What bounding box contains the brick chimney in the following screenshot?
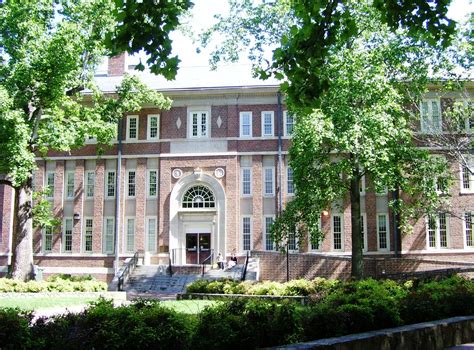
[108,53,126,76]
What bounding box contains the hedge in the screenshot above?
[1,276,474,349]
[0,275,107,293]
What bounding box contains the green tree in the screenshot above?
[200,0,458,278]
[0,0,184,281]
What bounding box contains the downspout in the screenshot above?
[114,118,123,276]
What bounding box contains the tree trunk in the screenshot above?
[350,167,364,279]
[11,179,34,281]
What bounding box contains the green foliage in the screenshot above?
[0,277,107,293]
[0,308,33,350]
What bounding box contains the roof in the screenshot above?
[93,63,281,93]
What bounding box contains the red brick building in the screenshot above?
[1,56,473,282]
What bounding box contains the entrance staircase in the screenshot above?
[122,257,259,298]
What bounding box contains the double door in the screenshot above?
[186,233,211,264]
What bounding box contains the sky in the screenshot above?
[167,0,473,68]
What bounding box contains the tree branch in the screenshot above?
[0,179,13,187]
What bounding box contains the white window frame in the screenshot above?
[376,213,390,252]
[105,170,116,199]
[65,171,75,199]
[147,169,158,198]
[188,110,210,138]
[463,212,474,248]
[125,217,135,253]
[62,218,73,253]
[242,216,252,251]
[42,226,54,253]
[331,214,344,251]
[361,213,368,252]
[460,159,474,194]
[83,217,93,253]
[308,217,322,252]
[241,167,252,197]
[461,100,473,132]
[127,170,136,198]
[126,115,139,141]
[264,215,276,251]
[146,217,157,253]
[147,114,160,140]
[287,231,299,252]
[240,111,252,137]
[420,99,442,133]
[284,111,295,137]
[261,111,274,137]
[46,171,55,199]
[103,217,115,254]
[287,166,295,196]
[263,167,275,197]
[426,213,449,250]
[85,171,95,199]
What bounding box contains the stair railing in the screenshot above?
[168,253,173,277]
[118,251,139,291]
[241,251,250,281]
[201,249,215,276]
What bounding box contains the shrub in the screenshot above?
[0,277,107,293]
[186,279,211,293]
[0,308,33,349]
[247,281,283,296]
[280,279,316,296]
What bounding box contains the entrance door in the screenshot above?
[186,233,211,264]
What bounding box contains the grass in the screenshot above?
[0,296,98,310]
[161,300,218,314]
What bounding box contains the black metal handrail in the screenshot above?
[241,251,250,281]
[118,251,139,291]
[168,253,173,277]
[201,249,215,276]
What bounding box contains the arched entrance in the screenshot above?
[169,173,226,265]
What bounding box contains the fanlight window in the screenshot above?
[182,185,215,208]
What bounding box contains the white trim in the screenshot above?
[241,167,252,197]
[241,215,253,251]
[460,159,474,194]
[103,217,115,254]
[426,213,450,250]
[261,111,274,137]
[463,212,474,248]
[420,99,441,133]
[36,266,115,274]
[147,114,160,140]
[263,215,276,251]
[126,115,139,141]
[286,165,295,196]
[262,166,275,197]
[45,171,55,199]
[85,170,95,199]
[308,217,322,252]
[283,110,294,137]
[83,217,94,253]
[331,214,344,252]
[145,216,158,253]
[105,170,116,199]
[376,213,390,252]
[188,109,210,138]
[42,226,54,253]
[126,169,136,198]
[147,169,158,198]
[240,111,253,137]
[62,218,74,253]
[65,171,75,199]
[125,217,136,253]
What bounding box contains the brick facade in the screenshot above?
[0,83,473,281]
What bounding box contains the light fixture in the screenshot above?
[73,213,81,220]
[322,210,329,217]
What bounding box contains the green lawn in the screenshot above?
[162,300,218,314]
[0,296,98,310]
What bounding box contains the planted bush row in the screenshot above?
[1,276,474,349]
[0,275,107,293]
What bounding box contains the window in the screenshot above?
[126,218,135,252]
[65,172,74,199]
[146,217,157,252]
[377,214,389,251]
[420,99,441,133]
[127,170,136,197]
[106,171,116,198]
[63,218,73,252]
[147,170,158,198]
[189,111,209,138]
[95,56,108,76]
[332,214,343,251]
[241,167,252,196]
[361,214,368,252]
[261,111,274,136]
[127,115,138,140]
[103,218,114,253]
[461,162,474,193]
[147,114,159,140]
[242,216,252,251]
[461,100,473,132]
[288,231,298,251]
[46,172,55,198]
[182,185,215,208]
[240,112,252,137]
[43,226,53,252]
[287,166,295,195]
[464,213,474,248]
[264,216,275,251]
[284,111,295,136]
[309,218,322,251]
[85,171,95,198]
[84,218,93,252]
[427,213,449,249]
[263,167,275,196]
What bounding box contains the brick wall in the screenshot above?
[108,54,125,76]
